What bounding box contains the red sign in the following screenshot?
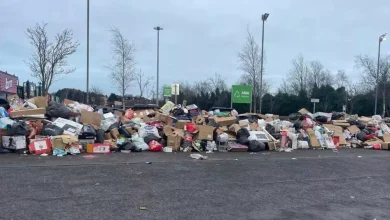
[0,72,18,93]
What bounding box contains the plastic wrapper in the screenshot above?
[67,101,93,113]
[185,123,197,134]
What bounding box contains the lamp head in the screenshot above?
[262,13,269,21]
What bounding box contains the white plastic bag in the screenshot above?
[0,117,14,129]
[138,125,161,138]
[131,133,149,151]
[217,133,228,142]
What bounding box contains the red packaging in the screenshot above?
[149,140,162,152]
[124,109,134,119]
[29,138,52,155]
[185,123,197,134]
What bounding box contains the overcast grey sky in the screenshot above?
[1,0,389,95]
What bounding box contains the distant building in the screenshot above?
[0,70,18,99]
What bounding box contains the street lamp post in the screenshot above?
[86,0,90,104]
[259,13,269,114]
[154,26,163,107]
[374,33,386,115]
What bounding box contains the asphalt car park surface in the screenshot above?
[0,149,389,220]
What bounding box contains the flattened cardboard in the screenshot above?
[347,125,360,135]
[80,110,102,129]
[10,108,46,118]
[307,128,321,147]
[214,116,236,127]
[194,125,214,140]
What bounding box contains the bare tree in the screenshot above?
[207,73,228,92]
[25,23,79,95]
[237,28,263,112]
[135,69,153,97]
[106,27,136,109]
[286,54,309,95]
[335,69,349,89]
[90,85,103,95]
[355,54,390,116]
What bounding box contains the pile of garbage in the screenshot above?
[278,108,390,150]
[1,97,389,156]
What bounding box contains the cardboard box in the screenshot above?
[167,135,181,152]
[52,135,78,150]
[347,125,360,135]
[175,120,191,129]
[80,110,102,129]
[126,127,137,135]
[28,138,52,155]
[307,128,321,147]
[333,123,350,127]
[86,143,110,153]
[163,126,184,138]
[104,140,117,149]
[384,134,390,142]
[381,142,390,150]
[195,125,214,140]
[10,108,46,118]
[2,136,26,150]
[214,116,236,127]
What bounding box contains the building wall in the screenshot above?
[0,71,18,94]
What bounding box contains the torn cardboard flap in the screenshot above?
[28,96,48,108]
[163,126,184,138]
[229,124,241,133]
[298,108,310,115]
[80,110,102,129]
